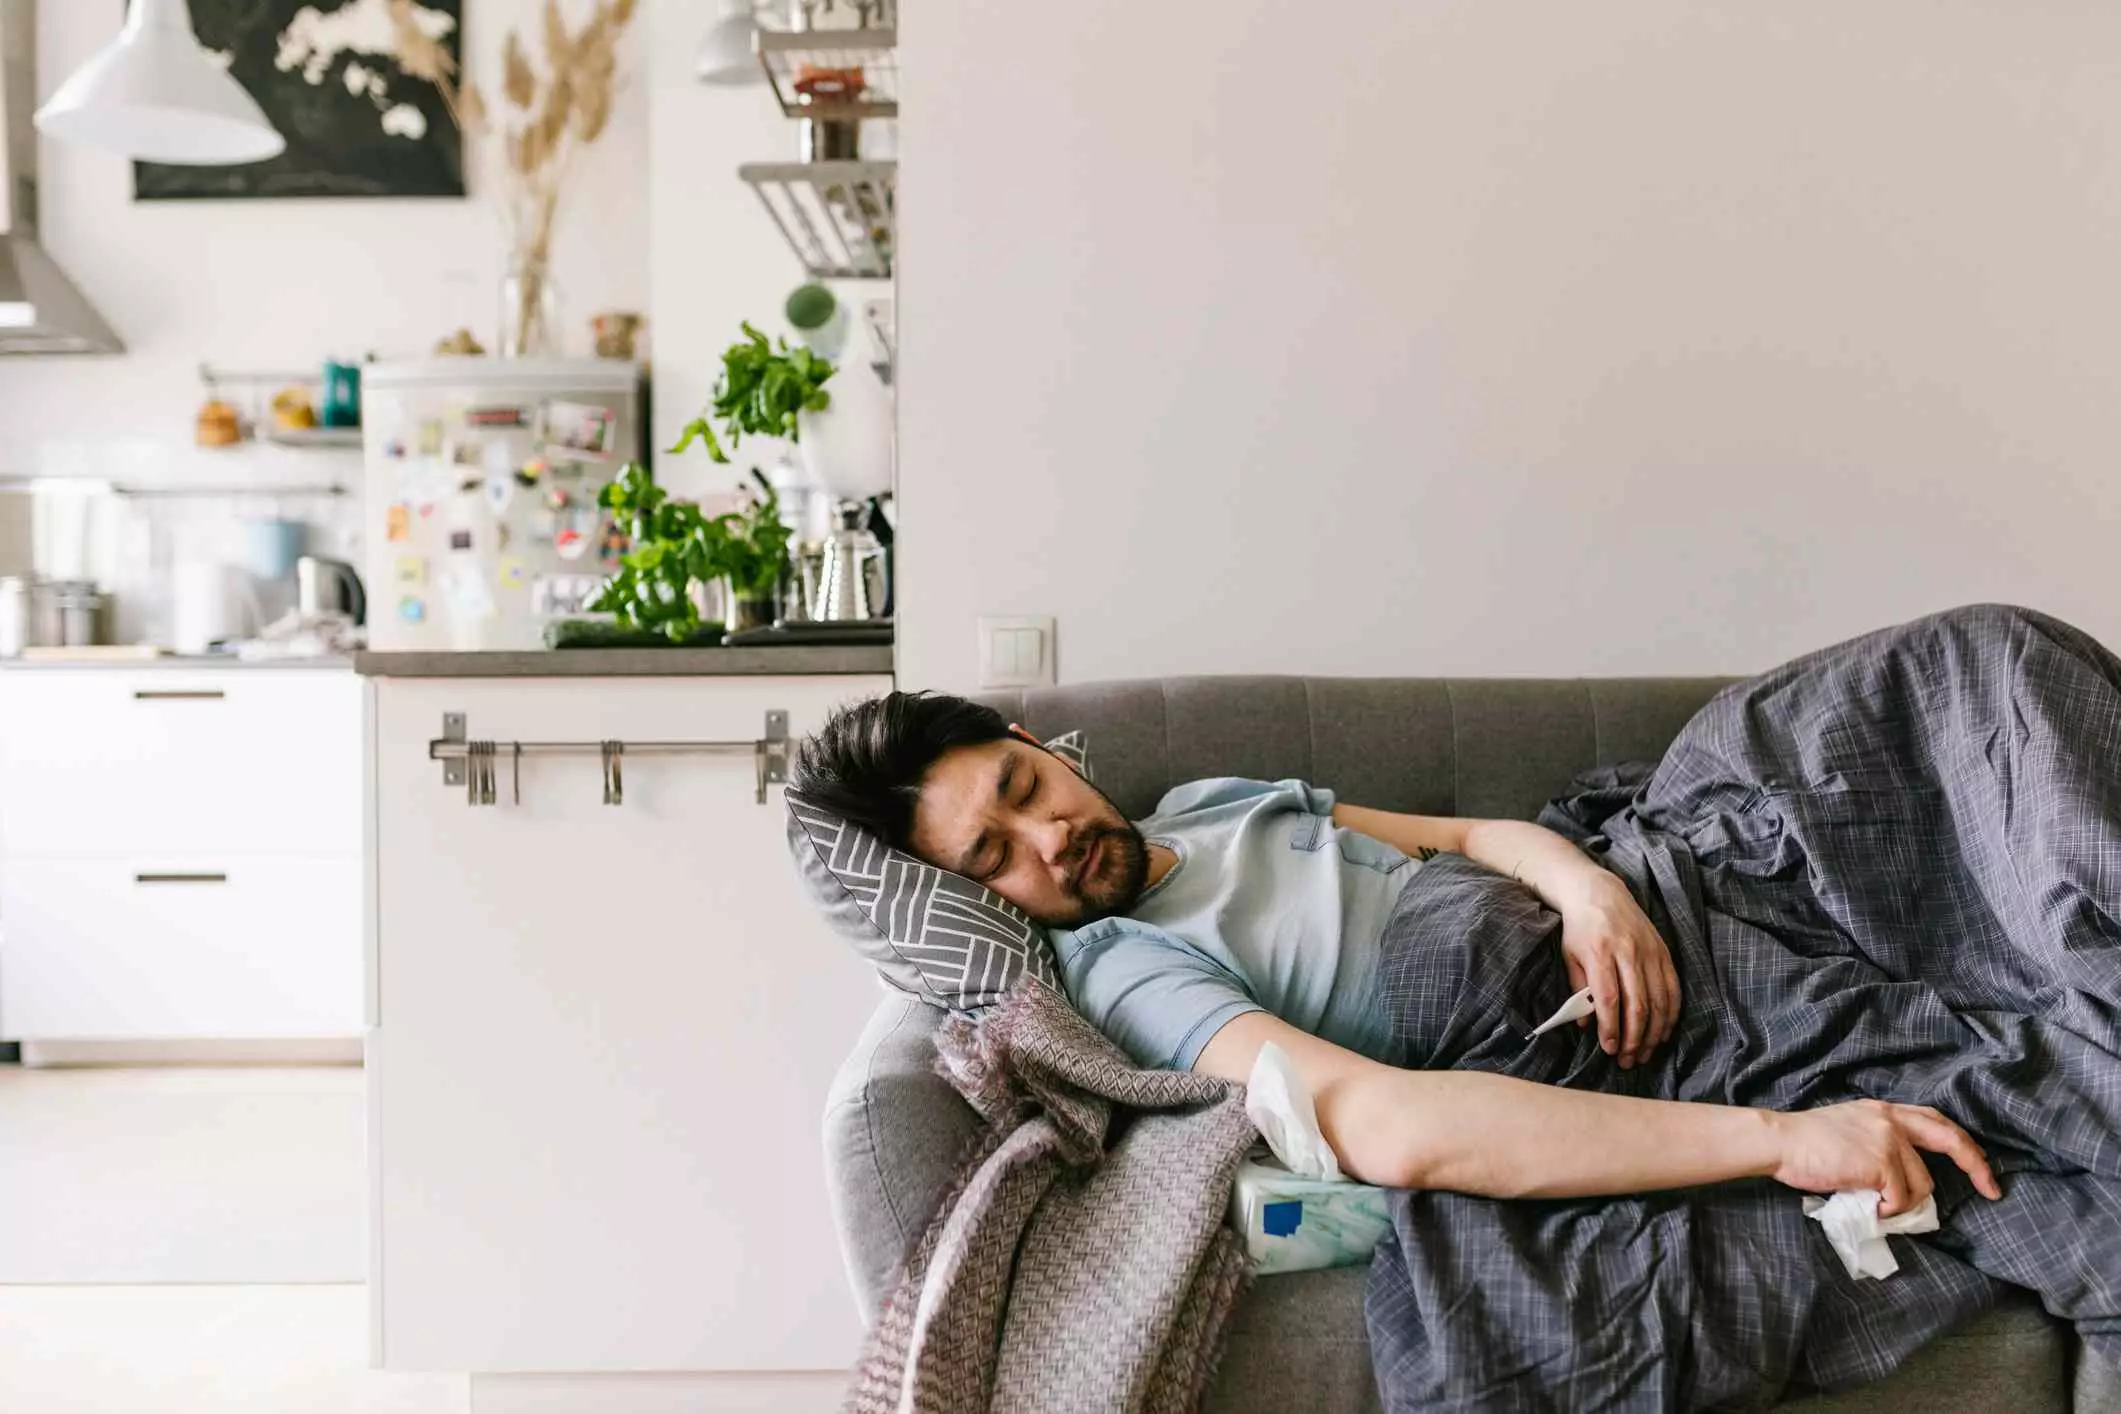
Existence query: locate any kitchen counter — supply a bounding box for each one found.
[354,646,894,678]
[0,654,354,671]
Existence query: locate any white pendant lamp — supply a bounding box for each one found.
[35,0,285,165]
[696,0,767,87]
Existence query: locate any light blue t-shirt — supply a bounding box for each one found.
[1049,778,1420,1071]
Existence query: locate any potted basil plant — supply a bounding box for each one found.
[588,463,792,641]
[671,320,836,480]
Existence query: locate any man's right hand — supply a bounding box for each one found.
[1767,1099,2003,1215]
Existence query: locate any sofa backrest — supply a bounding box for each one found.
[820,673,1734,1322]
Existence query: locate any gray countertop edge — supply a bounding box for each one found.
[353,646,895,678]
[0,655,354,671]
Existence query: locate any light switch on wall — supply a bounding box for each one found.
[977,616,1056,688]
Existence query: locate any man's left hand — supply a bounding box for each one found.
[1557,876,1680,1070]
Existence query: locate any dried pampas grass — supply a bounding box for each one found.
[389,0,637,355]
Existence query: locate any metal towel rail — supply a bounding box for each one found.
[430,710,790,806]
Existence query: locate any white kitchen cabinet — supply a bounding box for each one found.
[0,665,365,1042]
[367,670,892,1375]
[0,668,361,858]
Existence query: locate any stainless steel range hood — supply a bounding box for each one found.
[0,0,122,355]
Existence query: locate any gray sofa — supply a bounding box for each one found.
[823,675,2119,1412]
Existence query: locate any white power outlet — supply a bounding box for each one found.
[977,616,1057,688]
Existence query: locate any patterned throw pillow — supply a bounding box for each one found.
[785,732,1090,1014]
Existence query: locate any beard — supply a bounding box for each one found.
[1038,768,1152,927]
[1056,819,1150,927]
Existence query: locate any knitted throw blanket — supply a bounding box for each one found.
[845,982,1258,1414]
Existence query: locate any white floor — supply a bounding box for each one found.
[0,1064,467,1413]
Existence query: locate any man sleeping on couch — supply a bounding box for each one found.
[794,603,2120,1404]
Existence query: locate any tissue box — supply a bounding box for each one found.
[1228,1158,1394,1275]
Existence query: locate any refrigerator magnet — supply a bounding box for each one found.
[397,595,427,624]
[499,556,529,589]
[395,554,428,585]
[417,420,445,456]
[383,437,409,460]
[540,400,617,457]
[515,457,547,487]
[497,523,513,550]
[465,405,530,429]
[448,528,474,552]
[385,503,412,543]
[484,473,515,514]
[450,439,484,468]
[597,518,629,567]
[554,526,589,561]
[545,486,573,510]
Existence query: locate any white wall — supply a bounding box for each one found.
[0,0,649,478]
[898,0,2121,690]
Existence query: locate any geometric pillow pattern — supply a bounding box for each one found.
[783,732,1089,1015]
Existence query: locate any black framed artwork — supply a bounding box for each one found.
[134,0,464,201]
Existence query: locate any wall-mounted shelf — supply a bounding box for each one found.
[739,160,896,280]
[754,28,897,119]
[262,426,363,449]
[199,363,364,450]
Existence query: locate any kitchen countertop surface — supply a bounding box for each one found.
[354,646,894,678]
[0,654,354,670]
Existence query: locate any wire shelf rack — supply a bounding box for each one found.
[755,27,897,119]
[738,160,896,280]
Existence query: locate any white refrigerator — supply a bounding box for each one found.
[359,359,645,651]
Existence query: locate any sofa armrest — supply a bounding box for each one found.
[822,991,985,1325]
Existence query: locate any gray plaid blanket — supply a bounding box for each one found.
[1367,604,2121,1411]
[846,981,1257,1414]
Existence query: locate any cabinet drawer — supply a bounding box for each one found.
[0,671,359,857]
[0,856,362,1039]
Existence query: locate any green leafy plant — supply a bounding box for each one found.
[587,462,793,641]
[670,322,835,463]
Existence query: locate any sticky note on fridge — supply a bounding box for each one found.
[385,503,411,543]
[442,566,497,621]
[483,473,515,513]
[394,555,427,586]
[499,557,529,589]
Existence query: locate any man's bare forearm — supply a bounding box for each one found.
[1319,1066,1781,1197]
[1459,818,1616,910]
[1333,805,1613,909]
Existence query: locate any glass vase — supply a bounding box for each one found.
[499,254,562,359]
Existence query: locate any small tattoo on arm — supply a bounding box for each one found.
[1415,846,1440,862]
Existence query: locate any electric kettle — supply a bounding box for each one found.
[296,556,367,626]
[812,502,888,622]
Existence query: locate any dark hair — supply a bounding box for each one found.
[792,691,1013,848]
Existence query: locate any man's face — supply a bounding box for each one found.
[908,730,1150,928]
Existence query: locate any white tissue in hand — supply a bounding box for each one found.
[1244,1042,1342,1182]
[1802,1190,1939,1280]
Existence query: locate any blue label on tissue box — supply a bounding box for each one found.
[1231,1159,1395,1275]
